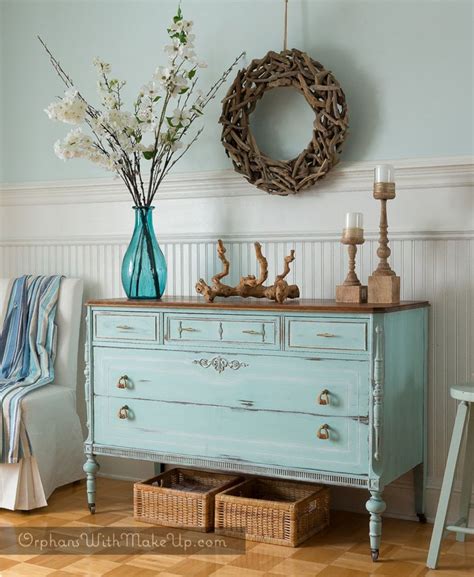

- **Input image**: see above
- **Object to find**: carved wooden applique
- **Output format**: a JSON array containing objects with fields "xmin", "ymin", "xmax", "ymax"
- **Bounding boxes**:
[{"xmin": 195, "ymin": 240, "xmax": 300, "ymax": 304}]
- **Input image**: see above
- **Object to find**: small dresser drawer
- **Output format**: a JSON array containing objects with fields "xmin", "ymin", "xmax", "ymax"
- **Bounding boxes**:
[
  {"xmin": 165, "ymin": 314, "xmax": 279, "ymax": 349},
  {"xmin": 93, "ymin": 311, "xmax": 159, "ymax": 342},
  {"xmin": 286, "ymin": 318, "xmax": 367, "ymax": 352}
]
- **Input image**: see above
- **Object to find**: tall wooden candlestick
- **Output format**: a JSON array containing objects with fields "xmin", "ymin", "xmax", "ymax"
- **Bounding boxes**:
[
  {"xmin": 336, "ymin": 214, "xmax": 367, "ymax": 303},
  {"xmin": 368, "ymin": 167, "xmax": 400, "ymax": 303}
]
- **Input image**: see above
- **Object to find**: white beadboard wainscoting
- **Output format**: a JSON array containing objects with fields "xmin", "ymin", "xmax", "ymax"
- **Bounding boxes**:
[{"xmin": 0, "ymin": 155, "xmax": 473, "ymax": 522}]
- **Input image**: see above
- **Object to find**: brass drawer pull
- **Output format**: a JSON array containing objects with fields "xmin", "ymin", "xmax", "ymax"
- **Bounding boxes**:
[
  {"xmin": 117, "ymin": 324, "xmax": 133, "ymax": 330},
  {"xmin": 242, "ymin": 324, "xmax": 266, "ymax": 342},
  {"xmin": 317, "ymin": 332, "xmax": 337, "ymax": 338},
  {"xmin": 118, "ymin": 405, "xmax": 130, "ymax": 419},
  {"xmin": 178, "ymin": 321, "xmax": 200, "ymax": 338},
  {"xmin": 316, "ymin": 424, "xmax": 330, "ymax": 440},
  {"xmin": 117, "ymin": 375, "xmax": 128, "ymax": 389},
  {"xmin": 317, "ymin": 389, "xmax": 330, "ymax": 405}
]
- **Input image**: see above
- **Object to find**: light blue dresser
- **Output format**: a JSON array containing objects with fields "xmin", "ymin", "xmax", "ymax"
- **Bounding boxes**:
[{"xmin": 84, "ymin": 297, "xmax": 429, "ymax": 560}]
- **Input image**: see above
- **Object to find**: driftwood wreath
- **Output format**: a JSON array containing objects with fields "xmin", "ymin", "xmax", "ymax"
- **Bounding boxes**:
[
  {"xmin": 195, "ymin": 240, "xmax": 300, "ymax": 303},
  {"xmin": 220, "ymin": 48, "xmax": 349, "ymax": 195}
]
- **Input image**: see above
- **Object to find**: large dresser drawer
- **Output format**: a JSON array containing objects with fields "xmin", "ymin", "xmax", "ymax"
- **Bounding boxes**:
[
  {"xmin": 93, "ymin": 311, "xmax": 159, "ymax": 342},
  {"xmin": 94, "ymin": 397, "xmax": 368, "ymax": 474},
  {"xmin": 93, "ymin": 347, "xmax": 369, "ymax": 418},
  {"xmin": 164, "ymin": 314, "xmax": 280, "ymax": 349},
  {"xmin": 286, "ymin": 318, "xmax": 367, "ymax": 352}
]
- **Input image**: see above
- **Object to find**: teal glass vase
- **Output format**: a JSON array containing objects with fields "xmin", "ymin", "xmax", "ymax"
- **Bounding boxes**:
[{"xmin": 121, "ymin": 206, "xmax": 167, "ymax": 299}]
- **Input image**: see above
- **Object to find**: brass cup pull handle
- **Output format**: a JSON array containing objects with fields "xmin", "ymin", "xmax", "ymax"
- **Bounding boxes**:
[
  {"xmin": 317, "ymin": 332, "xmax": 337, "ymax": 338},
  {"xmin": 181, "ymin": 327, "xmax": 199, "ymax": 332},
  {"xmin": 117, "ymin": 375, "xmax": 128, "ymax": 389},
  {"xmin": 316, "ymin": 424, "xmax": 330, "ymax": 440},
  {"xmin": 317, "ymin": 389, "xmax": 330, "ymax": 405},
  {"xmin": 117, "ymin": 325, "xmax": 133, "ymax": 330},
  {"xmin": 118, "ymin": 405, "xmax": 130, "ymax": 419}
]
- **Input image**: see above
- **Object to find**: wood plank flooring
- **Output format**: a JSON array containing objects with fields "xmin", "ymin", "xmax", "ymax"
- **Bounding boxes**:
[{"xmin": 0, "ymin": 478, "xmax": 472, "ymax": 576}]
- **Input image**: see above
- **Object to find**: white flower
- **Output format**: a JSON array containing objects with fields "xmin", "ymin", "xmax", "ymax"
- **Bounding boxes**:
[
  {"xmin": 171, "ymin": 107, "xmax": 191, "ymax": 127},
  {"xmin": 180, "ymin": 46, "xmax": 196, "ymax": 62},
  {"xmin": 169, "ymin": 21, "xmax": 180, "ymax": 33},
  {"xmin": 102, "ymin": 93, "xmax": 118, "ymax": 109},
  {"xmin": 136, "ymin": 103, "xmax": 155, "ymax": 132},
  {"xmin": 197, "ymin": 60, "xmax": 207, "ymax": 68},
  {"xmin": 169, "ymin": 74, "xmax": 188, "ymax": 97},
  {"xmin": 45, "ymin": 88, "xmax": 87, "ymax": 125},
  {"xmin": 89, "ymin": 115, "xmax": 107, "ymax": 136},
  {"xmin": 93, "ymin": 57, "xmax": 111, "ymax": 75},
  {"xmin": 154, "ymin": 66, "xmax": 187, "ymax": 97},
  {"xmin": 154, "ymin": 66, "xmax": 174, "ymax": 86},
  {"xmin": 181, "ymin": 20, "xmax": 193, "ymax": 33},
  {"xmin": 169, "ymin": 19, "xmax": 193, "ymax": 34},
  {"xmin": 89, "ymin": 150, "xmax": 116, "ymax": 171},
  {"xmin": 54, "ymin": 127, "xmax": 94, "ymax": 160},
  {"xmin": 141, "ymin": 81, "xmax": 160, "ymax": 99},
  {"xmin": 160, "ymin": 128, "xmax": 183, "ymax": 152},
  {"xmin": 105, "ymin": 109, "xmax": 138, "ymax": 133},
  {"xmin": 137, "ymin": 107, "xmax": 152, "ymax": 123},
  {"xmin": 165, "ymin": 40, "xmax": 181, "ymax": 57}
]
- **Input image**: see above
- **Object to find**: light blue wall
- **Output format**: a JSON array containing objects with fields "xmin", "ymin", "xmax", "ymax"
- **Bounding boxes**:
[
  {"xmin": 0, "ymin": 0, "xmax": 5, "ymax": 182},
  {"xmin": 0, "ymin": 0, "xmax": 472, "ymax": 183}
]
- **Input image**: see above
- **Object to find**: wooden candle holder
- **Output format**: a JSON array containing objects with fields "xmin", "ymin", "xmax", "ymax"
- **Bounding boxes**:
[
  {"xmin": 336, "ymin": 229, "xmax": 367, "ymax": 303},
  {"xmin": 368, "ymin": 182, "xmax": 400, "ymax": 304}
]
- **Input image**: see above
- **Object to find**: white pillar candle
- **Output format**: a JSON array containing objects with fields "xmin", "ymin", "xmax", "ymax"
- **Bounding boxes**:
[
  {"xmin": 374, "ymin": 164, "xmax": 395, "ymax": 183},
  {"xmin": 345, "ymin": 212, "xmax": 363, "ymax": 230}
]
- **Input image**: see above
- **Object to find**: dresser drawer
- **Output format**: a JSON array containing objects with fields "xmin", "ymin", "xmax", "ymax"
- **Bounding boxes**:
[
  {"xmin": 286, "ymin": 318, "xmax": 367, "ymax": 352},
  {"xmin": 94, "ymin": 397, "xmax": 368, "ymax": 474},
  {"xmin": 93, "ymin": 347, "xmax": 368, "ymax": 418},
  {"xmin": 93, "ymin": 312, "xmax": 159, "ymax": 342},
  {"xmin": 164, "ymin": 314, "xmax": 279, "ymax": 349}
]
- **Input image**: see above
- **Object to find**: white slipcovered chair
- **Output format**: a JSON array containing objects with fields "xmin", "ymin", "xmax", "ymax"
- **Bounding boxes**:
[{"xmin": 0, "ymin": 278, "xmax": 85, "ymax": 510}]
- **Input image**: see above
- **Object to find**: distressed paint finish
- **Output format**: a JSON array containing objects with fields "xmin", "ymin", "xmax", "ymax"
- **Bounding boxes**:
[
  {"xmin": 84, "ymin": 300, "xmax": 428, "ymax": 559},
  {"xmin": 373, "ymin": 325, "xmax": 384, "ymax": 461},
  {"xmin": 93, "ymin": 347, "xmax": 369, "ymax": 417}
]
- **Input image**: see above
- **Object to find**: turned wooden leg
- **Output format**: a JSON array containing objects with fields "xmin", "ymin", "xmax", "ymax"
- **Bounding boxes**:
[
  {"xmin": 83, "ymin": 454, "xmax": 100, "ymax": 514},
  {"xmin": 366, "ymin": 490, "xmax": 386, "ymax": 561},
  {"xmin": 414, "ymin": 462, "xmax": 427, "ymax": 523}
]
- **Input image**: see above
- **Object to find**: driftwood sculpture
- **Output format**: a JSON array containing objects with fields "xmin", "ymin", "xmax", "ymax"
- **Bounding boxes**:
[{"xmin": 195, "ymin": 240, "xmax": 300, "ymax": 304}]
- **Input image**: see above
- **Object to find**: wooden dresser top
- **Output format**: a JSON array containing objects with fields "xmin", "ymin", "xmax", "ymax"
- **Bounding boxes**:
[{"xmin": 86, "ymin": 297, "xmax": 429, "ymax": 314}]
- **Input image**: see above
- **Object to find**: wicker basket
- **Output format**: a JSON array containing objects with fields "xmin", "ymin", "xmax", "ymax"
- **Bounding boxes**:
[
  {"xmin": 215, "ymin": 477, "xmax": 330, "ymax": 546},
  {"xmin": 134, "ymin": 468, "xmax": 242, "ymax": 532}
]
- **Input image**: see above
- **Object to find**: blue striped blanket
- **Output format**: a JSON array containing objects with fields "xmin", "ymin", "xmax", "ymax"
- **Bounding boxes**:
[{"xmin": 0, "ymin": 275, "xmax": 62, "ymax": 464}]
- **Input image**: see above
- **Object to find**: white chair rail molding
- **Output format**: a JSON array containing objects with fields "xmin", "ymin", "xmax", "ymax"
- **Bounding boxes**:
[{"xmin": 0, "ymin": 0, "xmax": 472, "ymax": 574}]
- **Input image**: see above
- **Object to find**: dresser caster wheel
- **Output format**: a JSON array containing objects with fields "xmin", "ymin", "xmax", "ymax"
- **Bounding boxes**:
[
  {"xmin": 371, "ymin": 549, "xmax": 379, "ymax": 562},
  {"xmin": 88, "ymin": 503, "xmax": 96, "ymax": 514},
  {"xmin": 417, "ymin": 513, "xmax": 427, "ymax": 524}
]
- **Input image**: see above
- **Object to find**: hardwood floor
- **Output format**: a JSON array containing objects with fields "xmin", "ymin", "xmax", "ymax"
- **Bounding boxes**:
[{"xmin": 0, "ymin": 478, "xmax": 472, "ymax": 576}]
